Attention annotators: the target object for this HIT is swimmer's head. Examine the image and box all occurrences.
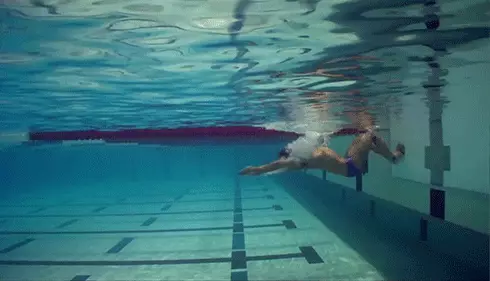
[278,147,291,159]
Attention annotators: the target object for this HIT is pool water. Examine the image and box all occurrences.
[0,0,489,280]
[0,143,486,281]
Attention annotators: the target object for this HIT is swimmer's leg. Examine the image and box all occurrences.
[370,133,405,163]
[346,131,405,169]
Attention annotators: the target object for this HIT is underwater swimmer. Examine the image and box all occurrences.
[239,127,405,177]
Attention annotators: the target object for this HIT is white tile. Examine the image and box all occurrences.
[96,263,231,281]
[0,266,81,281]
[247,258,383,281]
[169,201,234,211]
[1,236,119,259]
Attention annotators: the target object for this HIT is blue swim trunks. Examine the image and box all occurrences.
[346,157,362,177]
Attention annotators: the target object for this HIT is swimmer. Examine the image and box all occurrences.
[239,127,405,177]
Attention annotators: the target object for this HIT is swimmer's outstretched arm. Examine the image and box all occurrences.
[239,159,303,176]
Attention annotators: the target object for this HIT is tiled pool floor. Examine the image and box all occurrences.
[0,177,477,281]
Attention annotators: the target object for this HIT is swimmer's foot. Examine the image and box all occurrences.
[393,143,405,164]
[366,125,380,133]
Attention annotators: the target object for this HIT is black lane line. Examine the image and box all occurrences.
[0,223,285,235]
[245,252,303,261]
[181,196,272,202]
[92,207,107,213]
[0,206,279,218]
[161,204,172,211]
[173,194,185,201]
[57,219,79,229]
[70,275,91,281]
[231,176,248,281]
[107,238,134,254]
[0,246,320,265]
[188,191,233,195]
[189,187,269,195]
[28,207,48,214]
[0,238,35,253]
[299,246,324,264]
[141,217,157,227]
[282,220,297,229]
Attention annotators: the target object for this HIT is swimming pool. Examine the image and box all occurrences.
[0,0,489,280]
[0,139,487,280]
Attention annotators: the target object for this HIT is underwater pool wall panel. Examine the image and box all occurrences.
[274,172,489,278]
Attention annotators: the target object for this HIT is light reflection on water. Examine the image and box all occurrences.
[0,0,488,132]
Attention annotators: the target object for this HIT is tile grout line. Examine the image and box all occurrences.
[0,206,275,218]
[56,219,79,229]
[0,251,316,266]
[0,195,275,208]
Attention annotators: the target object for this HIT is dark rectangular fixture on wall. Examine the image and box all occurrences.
[430,189,445,219]
[356,175,363,192]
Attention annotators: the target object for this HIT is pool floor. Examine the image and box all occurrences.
[0,177,478,281]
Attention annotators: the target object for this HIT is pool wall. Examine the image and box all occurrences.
[296,62,490,277]
[306,54,490,235]
[307,129,489,235]
[0,142,282,198]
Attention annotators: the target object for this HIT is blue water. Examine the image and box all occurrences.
[0,143,485,280]
[1,0,489,280]
[1,0,487,131]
